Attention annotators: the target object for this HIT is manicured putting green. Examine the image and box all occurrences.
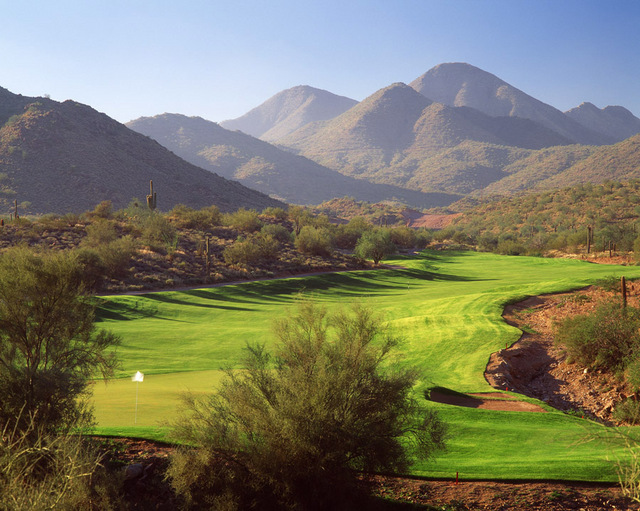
[91,251,640,481]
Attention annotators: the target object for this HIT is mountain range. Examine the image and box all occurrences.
[2,62,640,216]
[0,87,281,215]
[126,113,460,207]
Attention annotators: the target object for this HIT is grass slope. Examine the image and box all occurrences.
[92,252,640,481]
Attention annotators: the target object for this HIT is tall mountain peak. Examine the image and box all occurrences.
[219,85,357,141]
[409,63,611,145]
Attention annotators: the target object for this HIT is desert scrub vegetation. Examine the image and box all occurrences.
[0,247,122,509]
[554,295,640,424]
[167,300,446,510]
[440,179,640,257]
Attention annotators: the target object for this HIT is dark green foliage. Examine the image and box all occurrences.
[555,301,640,373]
[261,223,292,243]
[223,208,263,233]
[168,300,446,510]
[223,233,279,266]
[169,204,222,229]
[261,206,288,221]
[140,212,178,253]
[355,228,396,264]
[0,418,125,510]
[334,216,372,250]
[294,225,333,257]
[390,226,418,249]
[613,399,640,425]
[0,247,120,434]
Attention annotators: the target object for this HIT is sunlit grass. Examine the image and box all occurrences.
[91,251,640,480]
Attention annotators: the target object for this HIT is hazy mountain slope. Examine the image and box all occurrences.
[409,62,612,145]
[565,103,640,143]
[278,82,573,193]
[479,145,597,195]
[219,85,357,141]
[538,134,640,189]
[127,113,461,208]
[0,89,283,215]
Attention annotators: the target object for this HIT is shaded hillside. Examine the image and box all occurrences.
[219,85,357,141]
[409,62,612,145]
[278,83,573,193]
[0,88,282,215]
[127,113,461,209]
[565,102,640,142]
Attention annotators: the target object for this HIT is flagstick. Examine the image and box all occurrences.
[135,381,138,424]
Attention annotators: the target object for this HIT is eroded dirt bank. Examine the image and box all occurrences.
[486,285,638,424]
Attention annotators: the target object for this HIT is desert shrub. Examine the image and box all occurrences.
[333,217,372,250]
[390,225,417,249]
[555,301,640,373]
[223,234,279,266]
[288,205,312,235]
[261,206,288,221]
[496,239,527,255]
[613,399,640,425]
[415,228,433,249]
[355,228,396,264]
[140,212,178,253]
[295,226,333,257]
[0,417,123,510]
[167,300,446,510]
[223,208,263,233]
[84,219,119,246]
[88,200,114,219]
[0,247,120,434]
[170,204,222,229]
[261,223,291,243]
[477,233,499,252]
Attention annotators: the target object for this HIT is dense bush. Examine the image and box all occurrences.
[355,228,396,264]
[168,300,446,510]
[333,217,372,250]
[223,233,279,266]
[261,223,292,243]
[0,247,120,434]
[555,301,640,373]
[390,225,417,249]
[140,212,178,253]
[295,225,333,257]
[170,204,222,229]
[223,208,263,233]
[0,420,123,509]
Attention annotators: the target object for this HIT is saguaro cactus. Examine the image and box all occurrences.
[146,180,157,210]
[204,236,211,276]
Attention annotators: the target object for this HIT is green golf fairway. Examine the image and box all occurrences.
[92,251,640,480]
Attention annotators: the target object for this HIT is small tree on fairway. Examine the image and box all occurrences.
[168,300,446,510]
[355,228,396,264]
[0,247,120,434]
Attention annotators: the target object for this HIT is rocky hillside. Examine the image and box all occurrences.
[565,102,640,142]
[219,85,357,141]
[127,113,461,209]
[408,62,615,145]
[277,83,578,194]
[0,87,282,215]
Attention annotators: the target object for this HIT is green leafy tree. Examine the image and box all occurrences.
[0,247,120,433]
[168,300,446,510]
[355,228,396,264]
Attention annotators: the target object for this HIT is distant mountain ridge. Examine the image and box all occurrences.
[565,102,640,143]
[220,85,357,142]
[0,88,282,215]
[408,62,616,145]
[127,113,461,208]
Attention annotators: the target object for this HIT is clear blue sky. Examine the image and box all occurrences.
[2,0,639,123]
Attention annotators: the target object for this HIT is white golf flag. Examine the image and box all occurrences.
[132,371,144,382]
